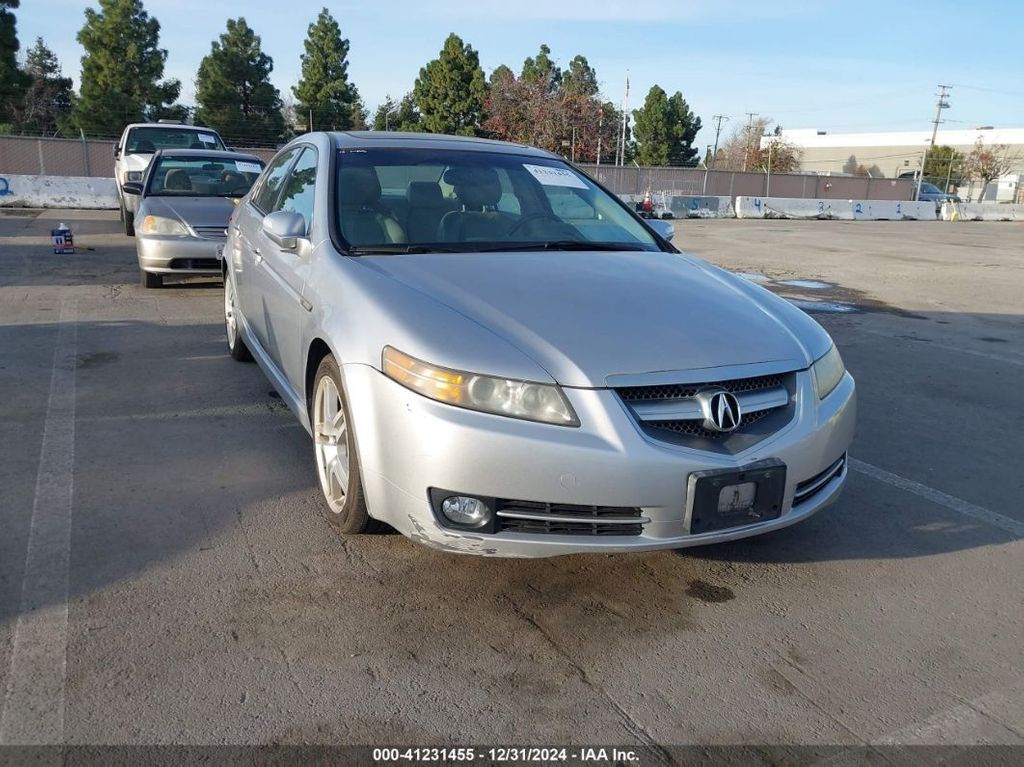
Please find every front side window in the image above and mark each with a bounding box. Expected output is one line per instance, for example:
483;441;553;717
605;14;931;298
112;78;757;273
146;156;264;197
273;147;317;231
125;127;225;154
251;148;300;212
334;148;661;252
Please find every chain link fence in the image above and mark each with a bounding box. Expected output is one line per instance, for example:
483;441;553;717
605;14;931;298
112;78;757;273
2;134;916;201
0;134;277;177
579;163;916;201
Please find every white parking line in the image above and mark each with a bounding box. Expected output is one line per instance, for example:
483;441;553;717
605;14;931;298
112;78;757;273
0;301;77;745
849;458;1024;538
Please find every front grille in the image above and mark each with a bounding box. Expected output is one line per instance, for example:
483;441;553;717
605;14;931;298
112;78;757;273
617;374;784;403
167;258;221;271
794;453;846;505
496;500;646;536
653;408;772;440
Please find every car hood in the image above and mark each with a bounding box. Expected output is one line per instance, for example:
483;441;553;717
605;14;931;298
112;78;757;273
143;196;237;229
362;250;828;388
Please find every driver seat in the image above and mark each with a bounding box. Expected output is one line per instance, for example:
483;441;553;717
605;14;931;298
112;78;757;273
438;167;514;242
337;166;405;245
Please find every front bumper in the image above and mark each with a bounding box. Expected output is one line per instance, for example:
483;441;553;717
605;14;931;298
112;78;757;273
136;235;224;275
342;364;856;558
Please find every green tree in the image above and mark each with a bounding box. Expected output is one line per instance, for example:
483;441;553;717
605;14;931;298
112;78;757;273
489;64;515;87
293;8;360;131
373;92;420;131
632;85;702;166
413;33;486;136
195;18;284;146
71;0;180;134
13;38;73;134
923;145;964;190
561;55;598;97
521;44;561;92
0;0;27;124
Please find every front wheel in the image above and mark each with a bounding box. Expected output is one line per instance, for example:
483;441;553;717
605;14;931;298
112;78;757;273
224;269;252;361
311;355;376;534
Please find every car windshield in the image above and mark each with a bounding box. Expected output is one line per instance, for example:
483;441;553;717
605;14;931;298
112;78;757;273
126;127;225;153
335;148;662;253
147;156;264;197
920;182;942;194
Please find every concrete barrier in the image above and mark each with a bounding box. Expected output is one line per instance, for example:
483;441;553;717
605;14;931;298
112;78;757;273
736;196;938;220
0;174;118;209
941;201;1024;221
618;194;734;218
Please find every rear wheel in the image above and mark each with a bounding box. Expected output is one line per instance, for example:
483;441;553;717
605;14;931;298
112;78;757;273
312;355;377;534
224;269;252;361
141;271;162;289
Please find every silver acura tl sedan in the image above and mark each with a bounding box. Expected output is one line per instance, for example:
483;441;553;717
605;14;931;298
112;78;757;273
122;148;265;287
223;131;855;558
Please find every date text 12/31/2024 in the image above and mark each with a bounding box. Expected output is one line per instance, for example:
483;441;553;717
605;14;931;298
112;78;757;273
373;747;639;763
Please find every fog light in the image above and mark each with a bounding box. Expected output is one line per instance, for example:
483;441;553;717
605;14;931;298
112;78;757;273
441;496;490;528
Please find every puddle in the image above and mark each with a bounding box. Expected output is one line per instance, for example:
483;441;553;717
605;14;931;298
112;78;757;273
734;272;770;283
787;299;858;314
777;279;832;289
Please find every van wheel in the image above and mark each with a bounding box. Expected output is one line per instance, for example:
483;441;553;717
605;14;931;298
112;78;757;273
124;209;135;237
141;271;162;289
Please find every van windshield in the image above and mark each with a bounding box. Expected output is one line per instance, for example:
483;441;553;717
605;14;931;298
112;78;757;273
126;127;225;154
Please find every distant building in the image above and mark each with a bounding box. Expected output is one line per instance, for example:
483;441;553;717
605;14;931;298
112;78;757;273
769;127;1024;201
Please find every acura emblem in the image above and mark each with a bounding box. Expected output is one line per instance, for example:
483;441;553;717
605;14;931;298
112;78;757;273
697;388;742;433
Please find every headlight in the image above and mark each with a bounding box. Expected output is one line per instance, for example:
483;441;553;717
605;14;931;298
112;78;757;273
122;171;142;183
382;346;579;426
811;344;846;400
138;215;189;236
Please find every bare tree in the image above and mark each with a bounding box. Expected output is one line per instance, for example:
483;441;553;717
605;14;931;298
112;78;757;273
715;116;771;171
961;138;1016;201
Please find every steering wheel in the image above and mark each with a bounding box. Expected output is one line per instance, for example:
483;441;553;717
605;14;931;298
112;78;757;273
507;213;562;236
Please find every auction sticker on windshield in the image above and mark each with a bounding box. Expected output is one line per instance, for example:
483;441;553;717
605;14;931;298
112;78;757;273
198;133;217;144
523;164;589;189
235;161;262;174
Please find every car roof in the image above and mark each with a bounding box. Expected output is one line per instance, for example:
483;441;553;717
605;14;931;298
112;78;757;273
123;123;223;133
328;130;558;158
152;149;263;164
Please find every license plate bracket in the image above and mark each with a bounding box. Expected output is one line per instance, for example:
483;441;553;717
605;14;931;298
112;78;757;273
687;459;787;535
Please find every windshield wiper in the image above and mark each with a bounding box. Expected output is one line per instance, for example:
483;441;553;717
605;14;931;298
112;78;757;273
476;241;647;252
346;244;464;255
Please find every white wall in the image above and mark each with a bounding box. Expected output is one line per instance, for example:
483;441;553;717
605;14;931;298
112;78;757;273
0;174;118;209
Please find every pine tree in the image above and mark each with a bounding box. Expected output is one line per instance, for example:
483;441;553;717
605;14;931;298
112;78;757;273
413;34;486;136
489;64;515;87
632;85;702;167
293;8;360;132
561;55;598;98
0;0;27;124
195;18;284;146
71;0;180;135
521;44;561;93
14;38;73;134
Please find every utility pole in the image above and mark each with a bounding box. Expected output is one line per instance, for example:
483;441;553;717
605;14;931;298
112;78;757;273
702;143;712;195
710;114;728;170
618;71;630;167
742;112;758;172
930;85;952;148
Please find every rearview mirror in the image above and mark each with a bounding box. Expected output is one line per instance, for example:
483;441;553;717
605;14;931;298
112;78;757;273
262;210;307;250
647;218;675;243
121;182;143;195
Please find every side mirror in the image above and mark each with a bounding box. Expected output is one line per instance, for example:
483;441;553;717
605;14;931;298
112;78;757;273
647;218;675;243
113;145;120;158
262;210;306;250
122;182;143;196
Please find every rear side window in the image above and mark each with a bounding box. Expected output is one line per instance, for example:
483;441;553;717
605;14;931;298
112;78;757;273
251;148;300;212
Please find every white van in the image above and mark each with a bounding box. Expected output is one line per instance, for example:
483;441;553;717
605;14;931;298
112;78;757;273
114;121;226;235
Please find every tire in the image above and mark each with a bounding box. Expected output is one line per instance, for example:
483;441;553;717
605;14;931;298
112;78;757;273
311;355;378;534
223;269;253;361
124;208;135;237
141;271;162;289
118;197;125;222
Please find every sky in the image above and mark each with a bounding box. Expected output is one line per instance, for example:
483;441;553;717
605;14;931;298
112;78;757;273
13;0;1024;145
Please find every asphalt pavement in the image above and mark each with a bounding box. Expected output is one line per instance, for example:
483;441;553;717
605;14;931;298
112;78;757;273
0;210;1021;751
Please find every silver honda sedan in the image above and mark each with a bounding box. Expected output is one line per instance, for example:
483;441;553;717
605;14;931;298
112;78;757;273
223;132;855;558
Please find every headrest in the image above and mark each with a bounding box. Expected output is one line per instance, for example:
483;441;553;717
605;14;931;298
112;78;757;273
442;166;502;210
407;181;445;207
164;168;191;190
339;166;382;206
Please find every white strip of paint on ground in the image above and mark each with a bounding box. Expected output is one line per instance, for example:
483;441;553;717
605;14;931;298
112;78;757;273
849;458;1024;538
0;301;77;745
